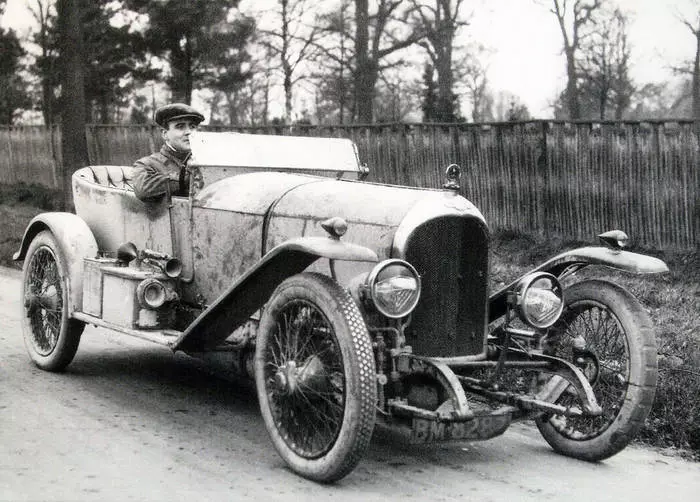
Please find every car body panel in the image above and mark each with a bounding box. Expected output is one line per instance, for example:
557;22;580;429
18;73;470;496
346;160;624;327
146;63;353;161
72;166;173;255
188;170;471;304
65;162;495;358
488;246;671;322
13;212;98;313
173;237;378;352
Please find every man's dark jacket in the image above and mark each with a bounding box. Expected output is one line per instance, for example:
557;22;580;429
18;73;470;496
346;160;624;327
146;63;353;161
133;144;191;201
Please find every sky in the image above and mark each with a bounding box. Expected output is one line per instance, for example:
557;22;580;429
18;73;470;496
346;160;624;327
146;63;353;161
1;0;698;118
467;0;697;115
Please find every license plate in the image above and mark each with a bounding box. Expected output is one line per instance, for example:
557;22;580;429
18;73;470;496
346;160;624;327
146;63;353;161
410;413;511;443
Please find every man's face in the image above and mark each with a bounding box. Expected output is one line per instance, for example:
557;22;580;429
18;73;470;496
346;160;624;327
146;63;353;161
162;118;199;152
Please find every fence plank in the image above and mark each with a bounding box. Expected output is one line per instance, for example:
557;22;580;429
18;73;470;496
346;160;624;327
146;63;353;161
0;121;696;250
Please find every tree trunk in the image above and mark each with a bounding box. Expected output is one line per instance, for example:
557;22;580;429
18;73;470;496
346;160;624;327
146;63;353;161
338;1;348;124
281;0;293;123
433;1;456;122
435;45;454;121
565;47;580;119
354;0;374;123
99;94;110;124
283;70;293;123
171;68;187;103
354;63;377;123
263;75;270;125
57;0;88;211
692;28;700;127
185;35;193;104
41;78;52;126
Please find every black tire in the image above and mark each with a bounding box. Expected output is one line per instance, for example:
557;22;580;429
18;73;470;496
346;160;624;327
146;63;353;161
254;273;376;483
21;230;84;371
535;279;657;461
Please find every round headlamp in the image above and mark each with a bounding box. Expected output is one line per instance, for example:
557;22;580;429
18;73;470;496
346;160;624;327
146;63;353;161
137;278;167;309
366;259;421;318
514;272;564;329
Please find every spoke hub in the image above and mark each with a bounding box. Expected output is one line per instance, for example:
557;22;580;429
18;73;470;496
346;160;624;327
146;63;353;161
26;290;59;312
275;356;329;395
275;361;297;394
573;348;600;385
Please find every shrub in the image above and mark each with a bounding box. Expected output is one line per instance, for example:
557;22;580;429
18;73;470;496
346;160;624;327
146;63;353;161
0;182;62;211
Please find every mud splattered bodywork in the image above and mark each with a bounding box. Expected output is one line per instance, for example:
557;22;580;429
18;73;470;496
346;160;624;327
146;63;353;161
14;132;669;483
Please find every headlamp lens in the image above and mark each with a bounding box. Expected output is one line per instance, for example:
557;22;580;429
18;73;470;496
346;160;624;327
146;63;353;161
518;274;564;328
368;260;421;318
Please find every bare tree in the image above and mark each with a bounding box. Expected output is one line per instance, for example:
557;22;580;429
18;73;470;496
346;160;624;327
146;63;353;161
627;81;691;119
578;7;633;119
312;1;423;123
312;0;353;124
353;0;424;123
255;0;325;123
459;44;492;122
546;0;602;119
493;91;530;121
677;6;700;123
28;0;59;126
375;65;422;122
409;0;467;122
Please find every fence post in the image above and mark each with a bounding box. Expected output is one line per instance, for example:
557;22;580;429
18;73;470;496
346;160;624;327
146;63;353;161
401;123;410;185
6;127;16;184
539;121;550;238
695;120;700;250
451;125;460;166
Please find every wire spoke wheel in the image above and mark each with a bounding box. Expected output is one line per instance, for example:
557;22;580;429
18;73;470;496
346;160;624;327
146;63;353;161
265;300;346;458
25;246;64;356
547;304;629;440
536;280;657;461
255;273;376;483
21;231;84;371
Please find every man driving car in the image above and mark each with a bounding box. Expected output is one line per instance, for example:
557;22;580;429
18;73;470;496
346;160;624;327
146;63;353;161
133;103;205;201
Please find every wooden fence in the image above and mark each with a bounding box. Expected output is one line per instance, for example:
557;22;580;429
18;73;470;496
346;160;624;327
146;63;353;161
0;120;697;250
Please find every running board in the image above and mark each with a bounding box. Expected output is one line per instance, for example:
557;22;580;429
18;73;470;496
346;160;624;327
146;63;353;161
72;312;181;348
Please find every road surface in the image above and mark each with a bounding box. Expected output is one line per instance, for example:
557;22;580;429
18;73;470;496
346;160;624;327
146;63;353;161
0;266;697;501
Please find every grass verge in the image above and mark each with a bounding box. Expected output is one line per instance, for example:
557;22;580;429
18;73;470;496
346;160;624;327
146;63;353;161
491;229;699;459
0;183;63;270
2;183;697;459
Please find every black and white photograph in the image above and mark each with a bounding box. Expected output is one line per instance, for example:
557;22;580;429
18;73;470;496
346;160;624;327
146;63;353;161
0;0;698;500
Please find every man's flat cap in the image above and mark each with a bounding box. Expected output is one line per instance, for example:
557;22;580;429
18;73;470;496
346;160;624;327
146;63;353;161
154;103;205;128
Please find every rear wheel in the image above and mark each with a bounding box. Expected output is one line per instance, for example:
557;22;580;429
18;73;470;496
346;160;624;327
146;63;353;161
536;280;657;461
255;273;376;483
21;231;84;371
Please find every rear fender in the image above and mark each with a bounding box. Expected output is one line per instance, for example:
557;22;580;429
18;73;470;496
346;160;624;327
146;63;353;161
488;246;669;322
173;236;377;352
13;213;98;314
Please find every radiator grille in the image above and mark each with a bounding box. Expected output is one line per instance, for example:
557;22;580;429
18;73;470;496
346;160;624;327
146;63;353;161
403;216;489;357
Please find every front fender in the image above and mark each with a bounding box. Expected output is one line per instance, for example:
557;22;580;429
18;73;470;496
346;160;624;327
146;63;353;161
13;212;98;314
488;246;669;322
173;236;377;352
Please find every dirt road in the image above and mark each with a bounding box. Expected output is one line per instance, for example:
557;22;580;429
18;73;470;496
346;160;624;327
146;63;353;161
1;267;697;501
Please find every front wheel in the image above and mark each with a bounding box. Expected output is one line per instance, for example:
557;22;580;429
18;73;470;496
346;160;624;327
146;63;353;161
21;230;84;371
255;273;377;483
535;280;658;461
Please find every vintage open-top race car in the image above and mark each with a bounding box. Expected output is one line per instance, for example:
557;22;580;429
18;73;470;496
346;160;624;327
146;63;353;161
15;132;668;482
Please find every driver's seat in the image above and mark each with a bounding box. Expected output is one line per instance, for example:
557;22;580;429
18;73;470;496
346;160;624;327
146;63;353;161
72;166;173;256
86;165;135;190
